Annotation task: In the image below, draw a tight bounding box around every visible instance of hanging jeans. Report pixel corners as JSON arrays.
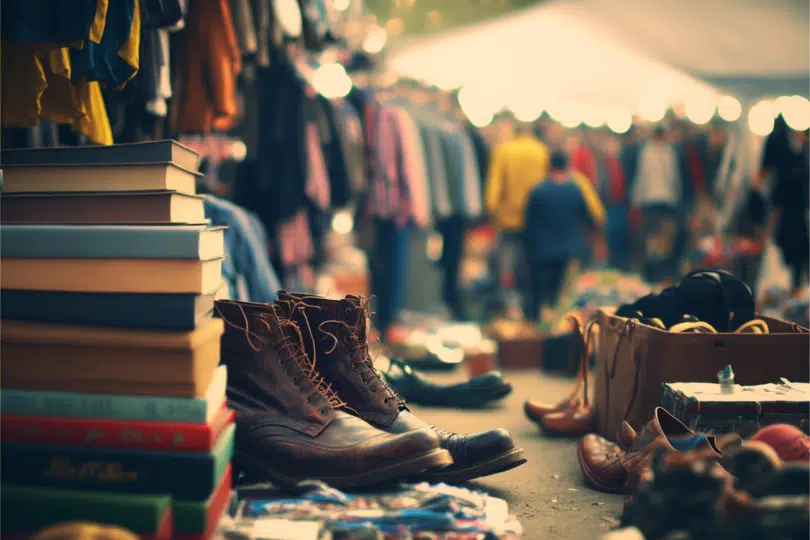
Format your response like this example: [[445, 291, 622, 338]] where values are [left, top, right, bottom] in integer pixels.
[[437, 216, 467, 320], [371, 218, 411, 334]]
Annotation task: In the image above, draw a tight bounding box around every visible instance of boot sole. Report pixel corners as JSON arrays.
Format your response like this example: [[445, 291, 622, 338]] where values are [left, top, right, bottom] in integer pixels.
[[233, 447, 453, 490], [417, 447, 527, 484], [576, 440, 626, 494]]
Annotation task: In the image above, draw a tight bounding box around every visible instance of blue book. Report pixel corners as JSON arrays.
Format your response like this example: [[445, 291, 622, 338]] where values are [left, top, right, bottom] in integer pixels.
[[0, 366, 227, 423], [0, 224, 225, 260], [1, 287, 222, 330]]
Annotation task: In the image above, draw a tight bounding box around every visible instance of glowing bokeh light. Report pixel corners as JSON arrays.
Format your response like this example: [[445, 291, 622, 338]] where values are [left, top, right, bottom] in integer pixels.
[[781, 95, 810, 131], [685, 99, 716, 125], [638, 100, 667, 122], [362, 27, 388, 54], [717, 96, 742, 122], [748, 100, 776, 136], [606, 108, 633, 134], [312, 63, 352, 98]]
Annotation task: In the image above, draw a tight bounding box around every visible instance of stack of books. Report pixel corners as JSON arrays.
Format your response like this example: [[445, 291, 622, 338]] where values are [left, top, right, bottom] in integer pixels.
[[0, 141, 234, 540]]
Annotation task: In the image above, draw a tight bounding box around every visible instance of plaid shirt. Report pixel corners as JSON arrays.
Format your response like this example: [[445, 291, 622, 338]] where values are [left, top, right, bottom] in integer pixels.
[[363, 99, 410, 225]]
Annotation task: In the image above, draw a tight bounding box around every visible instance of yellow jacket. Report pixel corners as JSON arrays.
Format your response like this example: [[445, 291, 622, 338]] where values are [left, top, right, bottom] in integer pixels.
[[485, 135, 550, 231], [485, 135, 605, 230]]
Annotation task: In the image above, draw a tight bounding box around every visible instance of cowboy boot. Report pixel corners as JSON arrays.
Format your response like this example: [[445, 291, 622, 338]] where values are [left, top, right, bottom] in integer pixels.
[[277, 292, 527, 484], [216, 299, 452, 489]]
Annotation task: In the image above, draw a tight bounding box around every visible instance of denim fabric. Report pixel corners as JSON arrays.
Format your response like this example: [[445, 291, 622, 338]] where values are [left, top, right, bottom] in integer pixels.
[[371, 219, 410, 333], [204, 195, 282, 303]]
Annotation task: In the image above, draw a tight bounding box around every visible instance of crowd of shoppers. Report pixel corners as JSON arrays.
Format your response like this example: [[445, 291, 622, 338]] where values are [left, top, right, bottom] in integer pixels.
[[483, 113, 810, 320]]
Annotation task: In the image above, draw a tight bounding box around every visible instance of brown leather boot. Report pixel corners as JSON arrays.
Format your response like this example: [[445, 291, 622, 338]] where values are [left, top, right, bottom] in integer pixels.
[[277, 292, 526, 484], [216, 299, 452, 489]]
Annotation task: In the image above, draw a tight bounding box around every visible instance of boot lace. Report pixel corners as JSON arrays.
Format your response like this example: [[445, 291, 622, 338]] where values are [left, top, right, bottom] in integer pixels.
[[319, 297, 405, 407], [218, 302, 346, 409]]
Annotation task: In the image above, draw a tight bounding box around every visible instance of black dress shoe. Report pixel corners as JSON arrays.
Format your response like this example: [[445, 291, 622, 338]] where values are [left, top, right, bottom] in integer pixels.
[[419, 427, 527, 484], [383, 358, 512, 408]]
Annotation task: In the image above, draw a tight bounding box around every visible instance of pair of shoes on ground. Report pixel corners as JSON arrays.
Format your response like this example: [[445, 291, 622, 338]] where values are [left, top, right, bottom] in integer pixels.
[[217, 293, 527, 490], [524, 315, 596, 437], [577, 407, 742, 495], [622, 433, 809, 539], [382, 357, 512, 409]]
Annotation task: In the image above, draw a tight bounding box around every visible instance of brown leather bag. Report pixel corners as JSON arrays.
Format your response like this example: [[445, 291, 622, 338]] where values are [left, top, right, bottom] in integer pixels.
[[593, 309, 809, 441]]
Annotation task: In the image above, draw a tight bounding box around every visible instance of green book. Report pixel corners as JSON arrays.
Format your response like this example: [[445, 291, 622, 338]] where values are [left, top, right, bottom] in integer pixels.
[[1, 484, 172, 536]]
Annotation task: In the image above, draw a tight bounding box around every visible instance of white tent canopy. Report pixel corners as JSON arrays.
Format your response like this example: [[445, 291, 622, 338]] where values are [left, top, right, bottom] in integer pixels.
[[388, 0, 808, 114]]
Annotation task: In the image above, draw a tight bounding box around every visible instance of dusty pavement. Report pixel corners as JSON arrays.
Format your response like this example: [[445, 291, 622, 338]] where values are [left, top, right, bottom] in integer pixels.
[[410, 369, 624, 540]]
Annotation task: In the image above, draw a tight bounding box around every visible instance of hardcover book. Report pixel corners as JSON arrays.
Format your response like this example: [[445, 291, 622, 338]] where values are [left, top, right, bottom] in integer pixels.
[[0, 190, 207, 225], [1, 162, 200, 194], [0, 467, 232, 540], [1, 318, 224, 397], [1, 365, 227, 423], [1, 140, 200, 171], [1, 257, 224, 294], [1, 424, 235, 500], [1, 484, 174, 539], [1, 224, 225, 259], [175, 465, 233, 538], [0, 287, 221, 330], [2, 406, 234, 453]]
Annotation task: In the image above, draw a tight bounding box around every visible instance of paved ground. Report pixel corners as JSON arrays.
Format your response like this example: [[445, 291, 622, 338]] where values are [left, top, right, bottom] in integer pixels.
[[410, 369, 624, 540]]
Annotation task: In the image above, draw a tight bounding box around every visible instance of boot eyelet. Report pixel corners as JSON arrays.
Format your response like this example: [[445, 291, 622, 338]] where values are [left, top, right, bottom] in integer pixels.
[[307, 397, 314, 404], [345, 308, 352, 315], [284, 369, 291, 375], [318, 408, 328, 416]]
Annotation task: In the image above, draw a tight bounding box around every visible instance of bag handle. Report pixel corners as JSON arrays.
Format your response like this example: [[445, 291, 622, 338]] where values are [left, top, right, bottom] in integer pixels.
[[603, 317, 641, 425], [564, 314, 600, 406]]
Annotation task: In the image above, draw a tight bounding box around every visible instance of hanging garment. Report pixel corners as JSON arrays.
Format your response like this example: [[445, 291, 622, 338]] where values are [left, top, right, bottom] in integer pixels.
[[203, 195, 282, 303], [70, 0, 142, 89], [229, 0, 258, 57], [1, 43, 85, 128], [2, 1, 102, 43], [331, 98, 367, 198], [318, 97, 353, 208], [174, 0, 241, 133], [73, 79, 113, 145], [423, 124, 453, 220], [240, 58, 317, 231], [392, 107, 432, 229], [458, 128, 484, 219], [305, 121, 331, 210]]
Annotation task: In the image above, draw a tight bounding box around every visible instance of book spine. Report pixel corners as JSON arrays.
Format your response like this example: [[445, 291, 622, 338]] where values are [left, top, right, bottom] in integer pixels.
[[1, 415, 216, 452], [1, 444, 215, 500], [1, 390, 210, 423], [1, 227, 206, 259]]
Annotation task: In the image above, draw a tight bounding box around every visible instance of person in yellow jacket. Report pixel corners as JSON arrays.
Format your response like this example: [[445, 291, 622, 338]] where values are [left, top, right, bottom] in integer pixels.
[[485, 123, 605, 318]]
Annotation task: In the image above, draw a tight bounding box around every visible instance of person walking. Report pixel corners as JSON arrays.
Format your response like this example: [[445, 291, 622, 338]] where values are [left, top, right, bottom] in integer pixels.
[[524, 151, 606, 323], [485, 122, 550, 315], [631, 124, 683, 283]]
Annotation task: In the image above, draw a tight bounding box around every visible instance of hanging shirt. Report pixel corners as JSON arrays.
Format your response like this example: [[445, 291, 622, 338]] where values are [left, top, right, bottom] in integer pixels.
[[174, 0, 241, 133], [458, 128, 484, 219], [392, 107, 432, 229], [424, 124, 453, 220]]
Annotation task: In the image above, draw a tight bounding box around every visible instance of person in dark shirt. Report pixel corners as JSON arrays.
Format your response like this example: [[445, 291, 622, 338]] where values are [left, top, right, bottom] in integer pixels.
[[761, 118, 810, 294], [524, 151, 601, 321]]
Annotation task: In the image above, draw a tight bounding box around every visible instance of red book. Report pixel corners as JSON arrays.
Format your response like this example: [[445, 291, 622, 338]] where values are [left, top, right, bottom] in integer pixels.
[[1, 404, 234, 452]]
